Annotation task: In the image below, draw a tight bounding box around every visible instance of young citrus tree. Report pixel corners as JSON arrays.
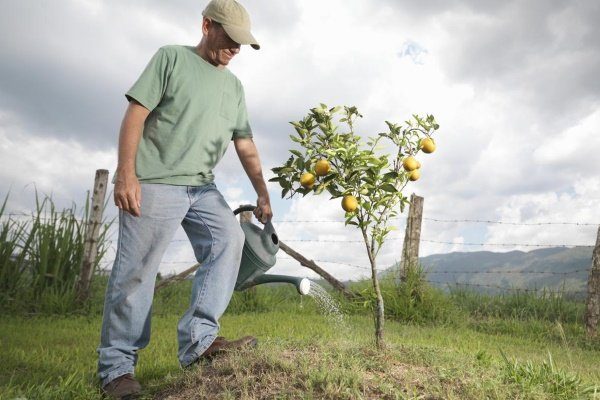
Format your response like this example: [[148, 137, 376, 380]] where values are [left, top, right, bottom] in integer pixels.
[[270, 104, 439, 348]]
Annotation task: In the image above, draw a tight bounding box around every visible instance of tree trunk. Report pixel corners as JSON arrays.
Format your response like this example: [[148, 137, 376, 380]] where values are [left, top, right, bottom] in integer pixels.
[[361, 228, 385, 349], [372, 260, 385, 349]]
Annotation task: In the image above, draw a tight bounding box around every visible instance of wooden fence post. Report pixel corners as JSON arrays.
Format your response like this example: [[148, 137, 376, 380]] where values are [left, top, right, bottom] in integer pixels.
[[75, 169, 109, 303], [399, 193, 424, 282], [585, 226, 600, 338], [239, 206, 253, 223]]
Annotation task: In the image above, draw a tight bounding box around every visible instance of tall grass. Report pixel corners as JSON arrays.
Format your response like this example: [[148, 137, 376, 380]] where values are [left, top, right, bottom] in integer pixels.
[[340, 265, 464, 324], [0, 191, 111, 314], [449, 287, 585, 324], [500, 350, 599, 398]]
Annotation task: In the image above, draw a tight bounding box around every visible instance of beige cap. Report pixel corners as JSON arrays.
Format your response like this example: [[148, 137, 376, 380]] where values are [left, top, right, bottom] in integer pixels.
[[202, 0, 260, 50]]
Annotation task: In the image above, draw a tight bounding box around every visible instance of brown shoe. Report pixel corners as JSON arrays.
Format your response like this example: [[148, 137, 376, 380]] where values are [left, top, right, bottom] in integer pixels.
[[202, 335, 258, 359], [101, 373, 142, 399]]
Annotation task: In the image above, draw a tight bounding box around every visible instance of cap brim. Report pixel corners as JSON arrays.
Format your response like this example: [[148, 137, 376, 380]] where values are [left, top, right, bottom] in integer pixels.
[[222, 24, 260, 50]]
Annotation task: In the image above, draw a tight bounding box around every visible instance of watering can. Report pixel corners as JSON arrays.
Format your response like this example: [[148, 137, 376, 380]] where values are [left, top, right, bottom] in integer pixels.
[[233, 205, 311, 295]]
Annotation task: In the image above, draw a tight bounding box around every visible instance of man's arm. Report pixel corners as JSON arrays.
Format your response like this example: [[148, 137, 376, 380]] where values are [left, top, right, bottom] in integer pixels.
[[114, 100, 150, 217], [233, 137, 273, 223]]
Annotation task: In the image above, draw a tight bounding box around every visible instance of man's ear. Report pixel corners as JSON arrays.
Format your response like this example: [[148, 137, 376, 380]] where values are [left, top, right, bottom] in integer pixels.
[[201, 17, 211, 36]]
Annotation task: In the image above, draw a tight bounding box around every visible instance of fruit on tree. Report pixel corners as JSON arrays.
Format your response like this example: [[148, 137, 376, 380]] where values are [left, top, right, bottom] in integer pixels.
[[300, 172, 315, 188], [408, 169, 421, 181], [403, 156, 419, 172], [419, 138, 436, 154], [314, 159, 331, 176], [341, 195, 358, 212]]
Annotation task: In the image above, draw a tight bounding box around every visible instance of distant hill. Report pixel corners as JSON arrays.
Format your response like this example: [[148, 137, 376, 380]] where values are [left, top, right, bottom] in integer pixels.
[[384, 247, 593, 297], [420, 246, 594, 292]]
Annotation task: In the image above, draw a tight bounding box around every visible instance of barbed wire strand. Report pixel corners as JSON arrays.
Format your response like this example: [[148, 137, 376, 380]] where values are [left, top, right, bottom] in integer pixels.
[[421, 217, 599, 226], [425, 280, 586, 295], [4, 210, 599, 226], [107, 233, 595, 248], [96, 256, 589, 295]]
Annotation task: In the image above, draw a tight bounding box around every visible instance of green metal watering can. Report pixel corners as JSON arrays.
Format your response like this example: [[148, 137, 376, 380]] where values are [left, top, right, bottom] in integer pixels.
[[233, 205, 311, 295]]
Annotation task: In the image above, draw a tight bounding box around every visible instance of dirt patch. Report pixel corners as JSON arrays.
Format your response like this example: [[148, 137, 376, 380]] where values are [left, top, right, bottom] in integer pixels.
[[152, 345, 447, 400]]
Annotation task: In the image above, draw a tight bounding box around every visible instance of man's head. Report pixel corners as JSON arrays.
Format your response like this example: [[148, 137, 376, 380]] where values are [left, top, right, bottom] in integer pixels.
[[199, 0, 259, 67], [199, 0, 260, 67], [200, 18, 241, 67]]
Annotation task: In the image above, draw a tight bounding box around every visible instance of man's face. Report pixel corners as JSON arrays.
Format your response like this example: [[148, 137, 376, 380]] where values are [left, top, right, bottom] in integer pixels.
[[204, 19, 241, 67]]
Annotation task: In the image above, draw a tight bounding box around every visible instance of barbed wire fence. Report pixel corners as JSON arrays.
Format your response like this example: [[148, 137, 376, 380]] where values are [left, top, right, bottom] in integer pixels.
[[5, 200, 597, 297], [3, 171, 599, 337]]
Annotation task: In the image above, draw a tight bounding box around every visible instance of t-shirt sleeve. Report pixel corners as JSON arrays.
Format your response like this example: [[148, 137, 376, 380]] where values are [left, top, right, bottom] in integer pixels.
[[125, 47, 172, 111], [232, 85, 253, 140]]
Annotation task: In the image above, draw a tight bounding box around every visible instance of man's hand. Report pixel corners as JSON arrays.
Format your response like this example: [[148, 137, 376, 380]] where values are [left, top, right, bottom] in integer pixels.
[[254, 195, 272, 224], [114, 100, 149, 217], [114, 170, 142, 217]]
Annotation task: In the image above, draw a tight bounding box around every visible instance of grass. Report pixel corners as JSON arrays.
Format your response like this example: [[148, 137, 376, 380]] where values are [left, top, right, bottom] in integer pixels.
[[0, 192, 112, 315], [1, 277, 599, 399]]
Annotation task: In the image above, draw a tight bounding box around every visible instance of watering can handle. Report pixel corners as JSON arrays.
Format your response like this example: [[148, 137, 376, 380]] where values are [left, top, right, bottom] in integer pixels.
[[233, 204, 256, 215], [233, 204, 276, 233]]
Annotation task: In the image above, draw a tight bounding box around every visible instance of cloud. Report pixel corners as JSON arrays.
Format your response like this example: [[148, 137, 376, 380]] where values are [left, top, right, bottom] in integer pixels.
[[433, 0, 600, 128], [2, 0, 599, 281], [485, 176, 600, 250], [0, 110, 116, 212], [398, 40, 429, 64]]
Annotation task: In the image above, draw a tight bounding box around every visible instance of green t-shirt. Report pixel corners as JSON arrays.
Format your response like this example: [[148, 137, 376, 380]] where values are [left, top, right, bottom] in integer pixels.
[[124, 44, 253, 186]]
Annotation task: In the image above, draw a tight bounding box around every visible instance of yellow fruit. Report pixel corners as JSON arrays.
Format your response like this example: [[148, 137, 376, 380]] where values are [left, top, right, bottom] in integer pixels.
[[403, 156, 419, 172], [360, 188, 369, 195], [314, 159, 331, 176], [341, 195, 358, 212], [416, 160, 421, 169], [409, 169, 421, 181], [300, 172, 315, 188], [420, 137, 436, 153]]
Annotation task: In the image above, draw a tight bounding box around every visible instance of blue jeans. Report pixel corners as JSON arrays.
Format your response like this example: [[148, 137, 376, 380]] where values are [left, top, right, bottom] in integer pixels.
[[96, 183, 245, 387]]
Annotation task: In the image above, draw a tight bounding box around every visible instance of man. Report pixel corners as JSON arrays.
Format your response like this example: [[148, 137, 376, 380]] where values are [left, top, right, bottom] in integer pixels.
[[96, 0, 272, 398]]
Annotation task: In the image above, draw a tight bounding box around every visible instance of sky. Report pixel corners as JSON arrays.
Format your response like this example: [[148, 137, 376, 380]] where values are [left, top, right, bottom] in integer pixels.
[[1, 0, 599, 280]]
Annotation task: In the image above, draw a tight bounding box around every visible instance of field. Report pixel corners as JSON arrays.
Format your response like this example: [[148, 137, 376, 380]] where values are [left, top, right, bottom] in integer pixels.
[[1, 277, 600, 400]]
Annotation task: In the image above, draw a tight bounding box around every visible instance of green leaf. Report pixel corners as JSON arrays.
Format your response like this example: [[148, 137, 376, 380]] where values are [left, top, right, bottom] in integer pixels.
[[290, 149, 303, 158], [380, 183, 397, 193], [323, 173, 338, 183], [281, 188, 289, 198], [383, 171, 399, 180]]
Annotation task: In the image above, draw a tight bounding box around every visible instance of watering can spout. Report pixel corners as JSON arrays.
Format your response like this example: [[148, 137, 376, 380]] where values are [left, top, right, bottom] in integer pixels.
[[232, 205, 310, 296], [239, 274, 311, 295]]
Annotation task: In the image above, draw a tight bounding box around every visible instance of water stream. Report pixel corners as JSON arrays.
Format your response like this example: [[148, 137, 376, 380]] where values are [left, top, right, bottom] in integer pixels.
[[305, 280, 347, 328]]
